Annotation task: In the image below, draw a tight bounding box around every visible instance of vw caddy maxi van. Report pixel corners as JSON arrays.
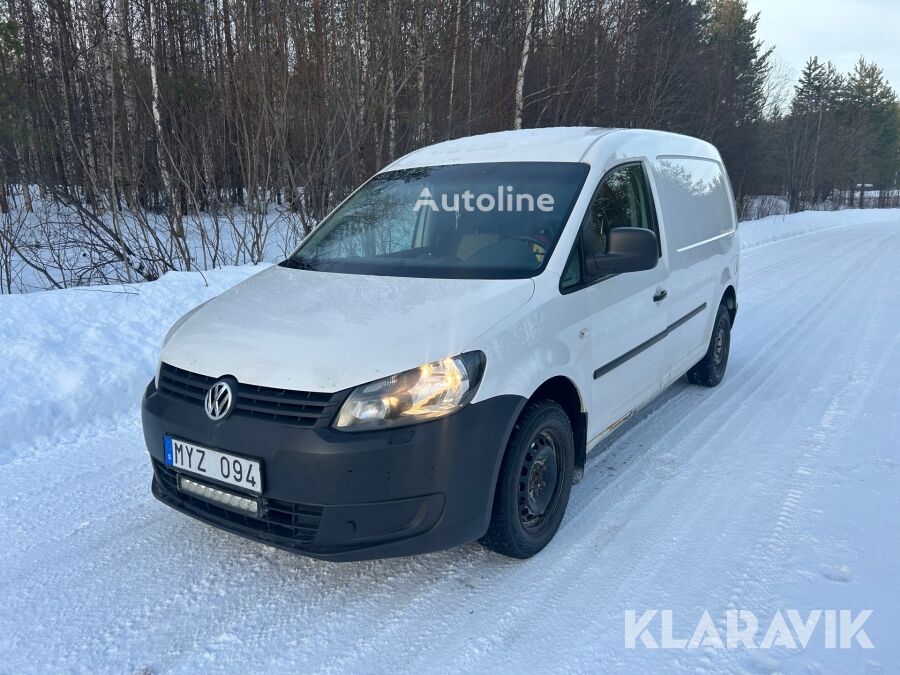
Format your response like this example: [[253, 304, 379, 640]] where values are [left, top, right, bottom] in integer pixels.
[[142, 127, 739, 560]]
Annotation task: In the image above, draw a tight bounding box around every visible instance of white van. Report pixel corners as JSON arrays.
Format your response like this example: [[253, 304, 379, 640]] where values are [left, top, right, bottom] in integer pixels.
[[142, 127, 739, 560]]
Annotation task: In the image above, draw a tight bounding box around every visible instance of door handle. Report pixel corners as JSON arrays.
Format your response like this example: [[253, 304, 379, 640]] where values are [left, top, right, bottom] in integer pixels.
[[653, 288, 668, 302]]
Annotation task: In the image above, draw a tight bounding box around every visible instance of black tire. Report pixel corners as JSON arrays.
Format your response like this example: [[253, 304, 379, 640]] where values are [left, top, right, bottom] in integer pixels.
[[480, 400, 575, 559], [687, 303, 731, 387]]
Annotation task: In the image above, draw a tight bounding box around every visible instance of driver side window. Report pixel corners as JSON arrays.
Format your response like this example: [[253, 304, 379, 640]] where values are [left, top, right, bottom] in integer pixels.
[[583, 164, 657, 258], [561, 163, 658, 291]]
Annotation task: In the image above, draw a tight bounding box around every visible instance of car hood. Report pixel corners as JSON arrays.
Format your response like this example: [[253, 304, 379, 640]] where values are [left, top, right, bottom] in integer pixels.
[[160, 265, 535, 392]]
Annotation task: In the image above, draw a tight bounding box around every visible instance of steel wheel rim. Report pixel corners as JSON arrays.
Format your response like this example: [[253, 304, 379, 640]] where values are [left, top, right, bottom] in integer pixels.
[[518, 429, 562, 531], [713, 317, 729, 373]]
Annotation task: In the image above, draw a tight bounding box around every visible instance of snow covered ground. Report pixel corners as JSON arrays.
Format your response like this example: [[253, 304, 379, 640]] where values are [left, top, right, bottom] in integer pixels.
[[1, 209, 899, 673]]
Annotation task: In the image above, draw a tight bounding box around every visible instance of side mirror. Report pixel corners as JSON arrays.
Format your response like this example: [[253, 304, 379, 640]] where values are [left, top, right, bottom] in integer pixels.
[[585, 227, 658, 278]]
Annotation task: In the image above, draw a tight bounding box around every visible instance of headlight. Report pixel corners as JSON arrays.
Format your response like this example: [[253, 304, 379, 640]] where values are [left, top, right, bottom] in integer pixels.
[[333, 352, 485, 431]]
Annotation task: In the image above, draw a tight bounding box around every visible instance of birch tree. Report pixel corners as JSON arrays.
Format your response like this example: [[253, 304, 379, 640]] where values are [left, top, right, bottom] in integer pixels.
[[513, 0, 536, 130]]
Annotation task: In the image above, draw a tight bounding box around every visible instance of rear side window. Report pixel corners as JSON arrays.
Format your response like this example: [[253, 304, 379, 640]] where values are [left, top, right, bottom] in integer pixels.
[[561, 163, 659, 291], [653, 157, 735, 252]]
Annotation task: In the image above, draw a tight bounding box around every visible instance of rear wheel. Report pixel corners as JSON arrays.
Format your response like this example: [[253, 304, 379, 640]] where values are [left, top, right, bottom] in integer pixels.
[[687, 303, 731, 387], [480, 400, 575, 559]]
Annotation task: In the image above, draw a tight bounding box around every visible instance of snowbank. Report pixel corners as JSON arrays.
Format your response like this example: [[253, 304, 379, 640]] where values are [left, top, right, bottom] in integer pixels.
[[0, 266, 266, 458], [740, 208, 900, 249]]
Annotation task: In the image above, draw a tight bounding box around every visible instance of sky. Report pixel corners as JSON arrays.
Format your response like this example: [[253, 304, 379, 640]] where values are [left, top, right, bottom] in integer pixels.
[[745, 0, 900, 94]]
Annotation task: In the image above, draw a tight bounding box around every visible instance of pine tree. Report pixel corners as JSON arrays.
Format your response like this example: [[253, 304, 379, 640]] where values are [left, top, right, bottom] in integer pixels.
[[839, 58, 899, 206], [792, 57, 842, 116], [785, 57, 845, 209], [698, 0, 772, 203]]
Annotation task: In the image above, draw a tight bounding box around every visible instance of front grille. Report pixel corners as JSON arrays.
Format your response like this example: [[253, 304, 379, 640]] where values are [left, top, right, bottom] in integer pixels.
[[153, 460, 323, 543], [157, 362, 337, 427], [157, 363, 213, 403]]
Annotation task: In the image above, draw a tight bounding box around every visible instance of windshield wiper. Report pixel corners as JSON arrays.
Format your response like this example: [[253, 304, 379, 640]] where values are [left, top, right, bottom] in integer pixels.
[[279, 257, 318, 271]]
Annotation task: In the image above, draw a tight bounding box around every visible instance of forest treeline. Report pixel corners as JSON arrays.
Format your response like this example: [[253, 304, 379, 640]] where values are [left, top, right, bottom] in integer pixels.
[[0, 0, 898, 290]]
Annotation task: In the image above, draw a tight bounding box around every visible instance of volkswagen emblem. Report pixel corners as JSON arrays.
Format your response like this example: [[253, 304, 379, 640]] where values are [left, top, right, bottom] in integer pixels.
[[204, 380, 234, 421]]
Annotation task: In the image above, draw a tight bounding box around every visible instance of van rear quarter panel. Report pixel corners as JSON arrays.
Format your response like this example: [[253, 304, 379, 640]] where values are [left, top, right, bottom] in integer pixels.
[[650, 154, 739, 380]]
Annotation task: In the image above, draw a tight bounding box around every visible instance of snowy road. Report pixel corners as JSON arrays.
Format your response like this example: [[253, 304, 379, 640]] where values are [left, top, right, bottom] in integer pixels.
[[2, 214, 899, 673]]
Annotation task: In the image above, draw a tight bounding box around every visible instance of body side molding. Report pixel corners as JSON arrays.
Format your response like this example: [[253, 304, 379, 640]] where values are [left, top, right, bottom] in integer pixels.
[[593, 303, 707, 379]]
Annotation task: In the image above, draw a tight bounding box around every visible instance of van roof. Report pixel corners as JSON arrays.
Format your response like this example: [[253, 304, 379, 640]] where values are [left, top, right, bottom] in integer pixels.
[[383, 127, 718, 171]]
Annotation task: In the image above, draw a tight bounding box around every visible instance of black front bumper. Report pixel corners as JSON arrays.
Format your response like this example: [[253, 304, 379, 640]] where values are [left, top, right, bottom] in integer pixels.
[[141, 380, 524, 561]]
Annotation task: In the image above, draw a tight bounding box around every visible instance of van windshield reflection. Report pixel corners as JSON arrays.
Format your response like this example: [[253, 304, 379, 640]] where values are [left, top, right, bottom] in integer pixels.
[[284, 162, 589, 279]]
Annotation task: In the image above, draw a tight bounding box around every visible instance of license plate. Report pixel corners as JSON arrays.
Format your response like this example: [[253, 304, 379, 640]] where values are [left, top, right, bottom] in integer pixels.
[[164, 436, 262, 495]]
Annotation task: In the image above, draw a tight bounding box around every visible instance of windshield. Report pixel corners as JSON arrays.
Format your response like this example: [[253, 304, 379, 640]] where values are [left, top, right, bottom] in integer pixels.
[[284, 162, 589, 279]]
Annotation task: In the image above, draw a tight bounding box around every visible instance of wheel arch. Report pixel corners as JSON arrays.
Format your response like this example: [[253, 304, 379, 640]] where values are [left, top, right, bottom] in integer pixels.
[[527, 376, 587, 482], [721, 285, 737, 324]]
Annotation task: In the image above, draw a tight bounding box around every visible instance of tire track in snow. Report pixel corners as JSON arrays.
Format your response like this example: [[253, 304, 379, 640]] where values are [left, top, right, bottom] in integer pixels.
[[715, 234, 900, 673]]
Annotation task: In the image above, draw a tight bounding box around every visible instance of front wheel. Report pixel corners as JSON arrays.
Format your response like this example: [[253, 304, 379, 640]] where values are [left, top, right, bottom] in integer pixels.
[[687, 303, 731, 387], [480, 400, 575, 559]]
